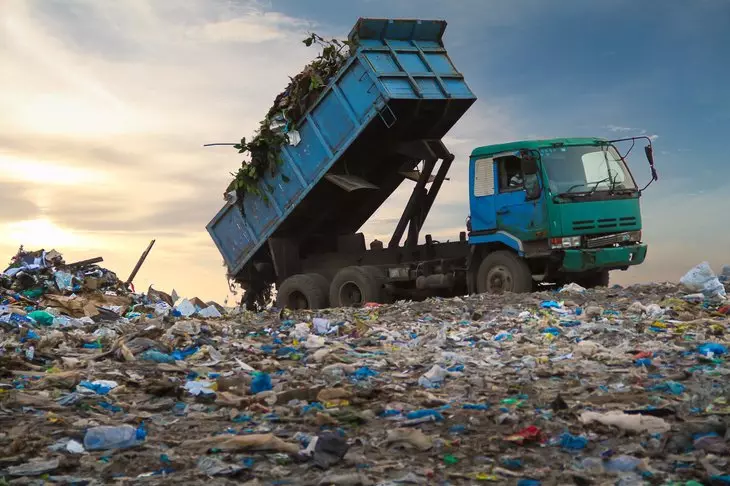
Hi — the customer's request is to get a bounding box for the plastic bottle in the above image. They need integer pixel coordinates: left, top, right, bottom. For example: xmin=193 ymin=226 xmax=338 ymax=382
xmin=83 ymin=424 xmax=145 ymax=451
xmin=139 ymin=350 xmax=176 ymax=363
xmin=602 ymin=455 xmax=641 ymax=473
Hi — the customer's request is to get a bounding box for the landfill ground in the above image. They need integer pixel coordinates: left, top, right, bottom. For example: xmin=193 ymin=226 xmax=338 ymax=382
xmin=3 ymin=250 xmax=730 ymax=485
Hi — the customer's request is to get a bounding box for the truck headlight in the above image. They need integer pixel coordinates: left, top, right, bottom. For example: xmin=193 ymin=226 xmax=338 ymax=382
xmin=550 ymin=236 xmax=582 ymax=249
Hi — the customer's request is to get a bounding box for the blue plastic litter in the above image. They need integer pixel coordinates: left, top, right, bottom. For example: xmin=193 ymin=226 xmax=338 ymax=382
xmin=301 ymin=403 xmax=325 ymax=415
xmin=351 ymin=366 xmax=379 ymax=380
xmin=449 ymin=424 xmax=467 ymax=435
xmin=560 ymin=320 xmax=581 ymax=327
xmin=406 ymin=409 xmax=444 ymax=421
xmin=698 ymin=343 xmax=728 ymax=356
xmin=649 ymin=381 xmax=685 ymax=395
xmin=542 ymin=327 xmax=561 ymax=336
xmin=139 ymin=350 xmax=176 ymax=363
xmin=136 ymin=422 xmax=147 ymax=441
xmin=634 ymin=358 xmax=653 ymax=367
xmin=276 ymin=346 xmax=298 ymax=357
xmin=603 ymin=455 xmax=641 ymax=473
xmin=559 ymin=433 xmax=588 ymax=450
xmin=379 ymin=409 xmax=402 ymax=418
xmin=494 ymin=332 xmax=512 ymax=341
xmin=517 ymin=479 xmax=541 ymax=486
xmin=447 ymin=364 xmax=465 ymax=372
xmin=170 ymin=346 xmax=199 ymax=360
xmin=79 ymin=381 xmax=113 ymax=395
xmin=462 ymin=403 xmax=489 ymax=411
xmin=541 ymin=301 xmax=561 ymax=309
xmin=250 ymin=372 xmax=273 ymax=394
xmin=711 ymin=475 xmax=730 ymax=484
xmin=501 ymin=458 xmax=523 ymax=470
xmin=98 ymin=401 xmax=123 ymax=413
xmin=82 ymin=342 xmax=103 ymax=349
xmin=173 ymin=402 xmax=188 ymax=416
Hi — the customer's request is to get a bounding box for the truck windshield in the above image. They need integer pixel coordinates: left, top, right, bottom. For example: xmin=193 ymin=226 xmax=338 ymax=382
xmin=539 ymin=145 xmax=636 ymax=195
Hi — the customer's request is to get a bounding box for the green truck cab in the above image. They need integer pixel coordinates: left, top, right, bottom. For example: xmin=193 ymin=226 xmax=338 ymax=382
xmin=467 ymin=136 xmax=657 ymax=292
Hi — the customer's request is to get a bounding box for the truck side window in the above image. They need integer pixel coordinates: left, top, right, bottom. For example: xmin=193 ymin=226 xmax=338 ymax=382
xmin=496 ymin=156 xmax=523 ymax=192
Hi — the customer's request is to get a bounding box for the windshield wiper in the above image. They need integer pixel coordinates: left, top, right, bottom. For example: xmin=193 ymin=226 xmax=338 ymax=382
xmin=558 ymin=177 xmax=610 ymax=198
xmin=587 ymin=177 xmax=611 ymax=195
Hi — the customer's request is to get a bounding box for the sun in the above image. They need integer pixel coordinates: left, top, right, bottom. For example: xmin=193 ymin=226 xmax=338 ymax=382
xmin=4 ymin=219 xmax=84 ymax=249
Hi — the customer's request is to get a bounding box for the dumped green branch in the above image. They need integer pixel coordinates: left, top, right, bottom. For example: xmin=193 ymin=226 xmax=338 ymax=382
xmin=226 ymin=33 xmax=357 ymax=205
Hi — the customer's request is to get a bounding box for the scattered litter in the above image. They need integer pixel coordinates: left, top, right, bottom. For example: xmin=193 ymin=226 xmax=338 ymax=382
xmin=1 ymin=246 xmax=729 ymax=483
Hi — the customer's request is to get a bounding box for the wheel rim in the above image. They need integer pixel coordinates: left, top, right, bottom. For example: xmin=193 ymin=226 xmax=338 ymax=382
xmin=339 ymin=281 xmax=363 ymax=307
xmin=286 ymin=290 xmax=309 ymax=310
xmin=486 ymin=265 xmax=514 ymax=293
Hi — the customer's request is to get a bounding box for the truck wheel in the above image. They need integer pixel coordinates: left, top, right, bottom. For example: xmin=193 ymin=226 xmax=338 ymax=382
xmin=276 ymin=273 xmax=329 ymax=310
xmin=329 ymin=266 xmax=382 ymax=308
xmin=361 ymin=266 xmax=389 ymax=303
xmin=477 ymin=251 xmax=533 ymax=294
xmin=574 ymin=271 xmax=610 ymax=289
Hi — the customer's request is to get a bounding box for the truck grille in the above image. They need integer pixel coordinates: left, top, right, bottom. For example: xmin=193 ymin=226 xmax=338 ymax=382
xmin=586 ymin=232 xmax=634 ymax=249
xmin=572 ymin=216 xmax=636 ymax=231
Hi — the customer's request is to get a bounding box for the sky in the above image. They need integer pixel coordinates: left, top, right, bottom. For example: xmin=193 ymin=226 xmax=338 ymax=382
xmin=1 ymin=0 xmax=729 ymax=303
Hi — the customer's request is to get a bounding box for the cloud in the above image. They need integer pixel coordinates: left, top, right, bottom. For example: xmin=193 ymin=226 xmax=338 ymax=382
xmin=0 ymin=0 xmax=326 ymax=300
xmin=607 ymin=125 xmax=634 ymax=132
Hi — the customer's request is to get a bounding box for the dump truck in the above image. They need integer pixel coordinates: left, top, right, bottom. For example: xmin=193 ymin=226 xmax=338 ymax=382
xmin=207 ymin=18 xmax=658 ymax=310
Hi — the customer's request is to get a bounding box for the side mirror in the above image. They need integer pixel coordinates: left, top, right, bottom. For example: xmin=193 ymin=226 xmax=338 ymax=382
xmin=644 ymin=145 xmax=654 ymax=165
xmin=644 ymin=144 xmax=658 ymax=182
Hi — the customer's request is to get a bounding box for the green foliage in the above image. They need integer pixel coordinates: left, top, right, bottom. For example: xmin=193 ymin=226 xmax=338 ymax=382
xmin=226 ymin=33 xmax=357 ymax=204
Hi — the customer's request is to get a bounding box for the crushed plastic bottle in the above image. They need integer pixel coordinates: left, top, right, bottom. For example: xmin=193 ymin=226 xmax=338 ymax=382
xmin=139 ymin=349 xmax=176 ymax=363
xmin=603 ymin=455 xmax=642 ymax=473
xmin=83 ymin=424 xmax=145 ymax=451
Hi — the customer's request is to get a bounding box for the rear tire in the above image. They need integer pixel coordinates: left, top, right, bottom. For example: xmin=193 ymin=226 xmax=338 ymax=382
xmin=361 ymin=266 xmax=389 ymax=303
xmin=477 ymin=251 xmax=533 ymax=294
xmin=276 ymin=273 xmax=329 ymax=310
xmin=329 ymin=266 xmax=382 ymax=308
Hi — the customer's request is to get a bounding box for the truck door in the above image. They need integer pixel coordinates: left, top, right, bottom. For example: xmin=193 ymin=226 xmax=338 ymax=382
xmin=493 ymin=155 xmax=547 ymax=241
xmin=469 ymin=156 xmax=497 ymax=233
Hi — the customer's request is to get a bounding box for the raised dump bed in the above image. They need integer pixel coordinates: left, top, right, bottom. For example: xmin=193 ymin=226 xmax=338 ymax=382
xmin=207 ymin=18 xmax=476 ymax=281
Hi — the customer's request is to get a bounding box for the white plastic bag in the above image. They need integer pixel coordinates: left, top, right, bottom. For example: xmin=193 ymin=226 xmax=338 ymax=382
xmin=198 ymin=306 xmax=222 ymax=319
xmin=679 ymin=262 xmax=726 ymax=299
xmin=173 ymin=298 xmax=196 ymax=317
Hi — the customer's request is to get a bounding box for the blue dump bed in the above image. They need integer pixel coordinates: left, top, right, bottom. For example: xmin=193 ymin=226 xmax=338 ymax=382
xmin=207 ymin=18 xmax=477 ymax=279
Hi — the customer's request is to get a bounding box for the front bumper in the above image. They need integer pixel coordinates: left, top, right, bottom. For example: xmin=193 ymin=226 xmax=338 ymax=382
xmin=560 ymin=244 xmax=647 ymax=272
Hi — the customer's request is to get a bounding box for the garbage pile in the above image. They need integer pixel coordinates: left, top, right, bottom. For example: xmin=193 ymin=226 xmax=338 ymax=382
xmin=1 ymin=262 xmax=730 ymax=485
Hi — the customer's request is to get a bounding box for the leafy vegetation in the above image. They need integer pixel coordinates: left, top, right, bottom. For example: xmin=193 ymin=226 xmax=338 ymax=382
xmin=226 ymin=33 xmax=357 ymax=206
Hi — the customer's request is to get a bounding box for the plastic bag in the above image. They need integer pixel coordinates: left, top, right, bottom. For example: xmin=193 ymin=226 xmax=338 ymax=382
xmin=680 ymin=262 xmax=726 ymax=299
xmin=173 ymin=298 xmax=196 ymax=317
xmin=54 ymin=271 xmax=74 ymax=291
xmin=198 ymin=305 xmax=222 ymax=318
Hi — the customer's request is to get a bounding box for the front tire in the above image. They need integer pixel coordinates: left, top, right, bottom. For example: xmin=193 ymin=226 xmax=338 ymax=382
xmin=476 ymin=251 xmax=533 ymax=294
